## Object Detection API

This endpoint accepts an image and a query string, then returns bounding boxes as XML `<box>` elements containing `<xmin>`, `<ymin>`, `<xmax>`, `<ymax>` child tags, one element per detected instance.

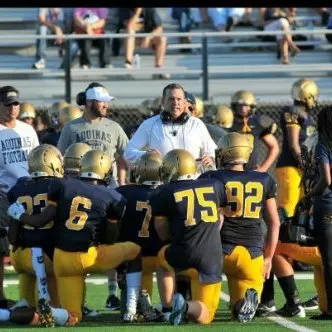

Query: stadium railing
<box><xmin>1</xmin><ymin>29</ymin><xmax>332</xmax><ymax>102</ymax></box>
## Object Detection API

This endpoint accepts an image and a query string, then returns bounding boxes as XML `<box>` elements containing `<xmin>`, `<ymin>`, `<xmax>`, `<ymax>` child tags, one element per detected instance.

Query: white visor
<box><xmin>86</xmin><ymin>87</ymin><xmax>114</xmax><ymax>102</ymax></box>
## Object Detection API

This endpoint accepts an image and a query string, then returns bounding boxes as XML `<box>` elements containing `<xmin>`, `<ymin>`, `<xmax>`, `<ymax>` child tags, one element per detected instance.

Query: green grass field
<box><xmin>1</xmin><ymin>271</ymin><xmax>330</xmax><ymax>331</ymax></box>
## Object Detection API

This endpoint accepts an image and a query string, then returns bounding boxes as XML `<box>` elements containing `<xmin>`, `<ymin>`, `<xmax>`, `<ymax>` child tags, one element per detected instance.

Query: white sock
<box><xmin>0</xmin><ymin>309</ymin><xmax>10</xmax><ymax>321</ymax></box>
<box><xmin>126</xmin><ymin>272</ymin><xmax>142</xmax><ymax>314</ymax></box>
<box><xmin>51</xmin><ymin>307</ymin><xmax>69</xmax><ymax>326</ymax></box>
<box><xmin>31</xmin><ymin>247</ymin><xmax>50</xmax><ymax>301</ymax></box>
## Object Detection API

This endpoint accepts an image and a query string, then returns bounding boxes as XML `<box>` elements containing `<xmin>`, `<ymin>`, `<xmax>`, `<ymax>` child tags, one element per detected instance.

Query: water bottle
<box><xmin>134</xmin><ymin>54</ymin><xmax>141</xmax><ymax>69</ymax></box>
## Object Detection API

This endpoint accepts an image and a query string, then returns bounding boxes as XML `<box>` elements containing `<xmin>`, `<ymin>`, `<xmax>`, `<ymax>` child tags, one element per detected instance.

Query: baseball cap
<box><xmin>86</xmin><ymin>86</ymin><xmax>115</xmax><ymax>102</ymax></box>
<box><xmin>185</xmin><ymin>91</ymin><xmax>196</xmax><ymax>106</ymax></box>
<box><xmin>0</xmin><ymin>86</ymin><xmax>20</xmax><ymax>105</ymax></box>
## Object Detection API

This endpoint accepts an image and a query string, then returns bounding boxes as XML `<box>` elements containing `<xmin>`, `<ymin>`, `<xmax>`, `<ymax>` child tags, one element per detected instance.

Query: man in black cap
<box><xmin>0</xmin><ymin>86</ymin><xmax>39</xmax><ymax>306</ymax></box>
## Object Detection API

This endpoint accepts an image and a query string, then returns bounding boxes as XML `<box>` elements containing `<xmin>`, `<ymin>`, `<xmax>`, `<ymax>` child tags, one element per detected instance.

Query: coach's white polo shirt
<box><xmin>124</xmin><ymin>114</ymin><xmax>217</xmax><ymax>165</ymax></box>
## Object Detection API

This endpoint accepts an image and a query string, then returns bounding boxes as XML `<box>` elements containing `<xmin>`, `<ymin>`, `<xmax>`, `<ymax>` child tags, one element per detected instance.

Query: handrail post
<box><xmin>64</xmin><ymin>39</ymin><xmax>72</xmax><ymax>103</ymax></box>
<box><xmin>202</xmin><ymin>36</ymin><xmax>208</xmax><ymax>101</ymax></box>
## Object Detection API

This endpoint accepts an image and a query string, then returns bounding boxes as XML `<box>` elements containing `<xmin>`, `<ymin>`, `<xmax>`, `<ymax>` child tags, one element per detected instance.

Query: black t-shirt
<box><xmin>116</xmin><ymin>183</ymin><xmax>163</xmax><ymax>256</ymax></box>
<box><xmin>48</xmin><ymin>178</ymin><xmax>126</xmax><ymax>252</ymax></box>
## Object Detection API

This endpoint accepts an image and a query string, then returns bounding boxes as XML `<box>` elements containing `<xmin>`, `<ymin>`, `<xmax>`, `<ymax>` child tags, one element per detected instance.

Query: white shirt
<box><xmin>0</xmin><ymin>120</ymin><xmax>39</xmax><ymax>193</ymax></box>
<box><xmin>124</xmin><ymin>114</ymin><xmax>217</xmax><ymax>165</ymax></box>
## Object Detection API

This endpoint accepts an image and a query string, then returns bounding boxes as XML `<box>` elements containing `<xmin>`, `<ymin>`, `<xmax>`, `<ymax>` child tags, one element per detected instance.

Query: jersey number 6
<box><xmin>65</xmin><ymin>196</ymin><xmax>92</xmax><ymax>231</ymax></box>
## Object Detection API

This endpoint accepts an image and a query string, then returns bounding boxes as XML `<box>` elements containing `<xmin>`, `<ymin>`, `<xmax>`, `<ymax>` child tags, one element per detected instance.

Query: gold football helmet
<box><xmin>64</xmin><ymin>143</ymin><xmax>92</xmax><ymax>175</ymax></box>
<box><xmin>19</xmin><ymin>103</ymin><xmax>36</xmax><ymax>120</ymax></box>
<box><xmin>194</xmin><ymin>97</ymin><xmax>204</xmax><ymax>118</ymax></box>
<box><xmin>215</xmin><ymin>104</ymin><xmax>234</xmax><ymax>128</ymax></box>
<box><xmin>135</xmin><ymin>151</ymin><xmax>163</xmax><ymax>185</ymax></box>
<box><xmin>49</xmin><ymin>100</ymin><xmax>69</xmax><ymax>117</ymax></box>
<box><xmin>80</xmin><ymin>150</ymin><xmax>113</xmax><ymax>182</ymax></box>
<box><xmin>161</xmin><ymin>149</ymin><xmax>197</xmax><ymax>184</ymax></box>
<box><xmin>215</xmin><ymin>132</ymin><xmax>253</xmax><ymax>168</ymax></box>
<box><xmin>58</xmin><ymin>105</ymin><xmax>83</xmax><ymax>127</ymax></box>
<box><xmin>231</xmin><ymin>90</ymin><xmax>256</xmax><ymax>113</ymax></box>
<box><xmin>291</xmin><ymin>79</ymin><xmax>319</xmax><ymax>109</ymax></box>
<box><xmin>29</xmin><ymin>144</ymin><xmax>64</xmax><ymax>178</ymax></box>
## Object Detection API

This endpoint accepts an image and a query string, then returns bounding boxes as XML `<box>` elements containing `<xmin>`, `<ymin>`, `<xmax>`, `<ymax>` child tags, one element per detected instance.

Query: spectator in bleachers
<box><xmin>170</xmin><ymin>8</ymin><xmax>194</xmax><ymax>52</ymax></box>
<box><xmin>119</xmin><ymin>8</ymin><xmax>168</xmax><ymax>78</ymax></box>
<box><xmin>264</xmin><ymin>8</ymin><xmax>301</xmax><ymax>64</ymax></box>
<box><xmin>207</xmin><ymin>8</ymin><xmax>246</xmax><ymax>33</ymax></box>
<box><xmin>73</xmin><ymin>8</ymin><xmax>111</xmax><ymax>69</ymax></box>
<box><xmin>32</xmin><ymin>8</ymin><xmax>65</xmax><ymax>69</ymax></box>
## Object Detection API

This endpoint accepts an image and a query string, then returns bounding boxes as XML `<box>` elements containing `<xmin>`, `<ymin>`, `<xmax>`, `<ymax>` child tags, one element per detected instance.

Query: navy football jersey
<box><xmin>150</xmin><ymin>178</ymin><xmax>224</xmax><ymax>282</ymax></box>
<box><xmin>7</xmin><ymin>177</ymin><xmax>56</xmax><ymax>255</ymax></box>
<box><xmin>277</xmin><ymin>106</ymin><xmax>317</xmax><ymax>168</ymax></box>
<box><xmin>200</xmin><ymin>169</ymin><xmax>277</xmax><ymax>255</ymax></box>
<box><xmin>48</xmin><ymin>178</ymin><xmax>126</xmax><ymax>252</ymax></box>
<box><xmin>230</xmin><ymin>114</ymin><xmax>277</xmax><ymax>170</ymax></box>
<box><xmin>116</xmin><ymin>184</ymin><xmax>163</xmax><ymax>256</ymax></box>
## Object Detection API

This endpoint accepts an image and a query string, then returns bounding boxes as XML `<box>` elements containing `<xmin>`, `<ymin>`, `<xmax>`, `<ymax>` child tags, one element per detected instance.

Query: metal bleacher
<box><xmin>0</xmin><ymin>8</ymin><xmax>330</xmax><ymax>105</ymax></box>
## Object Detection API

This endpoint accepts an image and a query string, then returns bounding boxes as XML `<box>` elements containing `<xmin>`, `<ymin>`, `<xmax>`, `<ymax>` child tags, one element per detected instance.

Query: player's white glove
<box><xmin>7</xmin><ymin>202</ymin><xmax>26</xmax><ymax>221</ymax></box>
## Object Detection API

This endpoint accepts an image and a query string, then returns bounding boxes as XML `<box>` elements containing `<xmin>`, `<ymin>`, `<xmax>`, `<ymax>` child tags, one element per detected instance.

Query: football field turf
<box><xmin>2</xmin><ymin>271</ymin><xmax>330</xmax><ymax>331</ymax></box>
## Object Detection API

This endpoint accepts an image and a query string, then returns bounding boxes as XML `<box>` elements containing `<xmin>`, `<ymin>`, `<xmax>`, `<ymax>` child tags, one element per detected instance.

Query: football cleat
<box><xmin>276</xmin><ymin>303</ymin><xmax>306</xmax><ymax>318</ymax></box>
<box><xmin>38</xmin><ymin>298</ymin><xmax>55</xmax><ymax>327</ymax></box>
<box><xmin>82</xmin><ymin>306</ymin><xmax>100</xmax><ymax>317</ymax></box>
<box><xmin>169</xmin><ymin>293</ymin><xmax>186</xmax><ymax>326</ymax></box>
<box><xmin>105</xmin><ymin>295</ymin><xmax>120</xmax><ymax>311</ymax></box>
<box><xmin>255</xmin><ymin>301</ymin><xmax>277</xmax><ymax>317</ymax></box>
<box><xmin>122</xmin><ymin>310</ymin><xmax>136</xmax><ymax>323</ymax></box>
<box><xmin>310</xmin><ymin>313</ymin><xmax>332</xmax><ymax>320</ymax></box>
<box><xmin>302</xmin><ymin>295</ymin><xmax>319</xmax><ymax>311</ymax></box>
<box><xmin>137</xmin><ymin>290</ymin><xmax>161</xmax><ymax>322</ymax></box>
<box><xmin>235</xmin><ymin>288</ymin><xmax>259</xmax><ymax>323</ymax></box>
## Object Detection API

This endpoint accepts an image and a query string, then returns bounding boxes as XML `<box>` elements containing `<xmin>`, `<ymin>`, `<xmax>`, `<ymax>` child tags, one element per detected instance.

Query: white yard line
<box><xmin>3</xmin><ymin>272</ymin><xmax>315</xmax><ymax>287</ymax></box>
<box><xmin>220</xmin><ymin>292</ymin><xmax>317</xmax><ymax>332</ymax></box>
